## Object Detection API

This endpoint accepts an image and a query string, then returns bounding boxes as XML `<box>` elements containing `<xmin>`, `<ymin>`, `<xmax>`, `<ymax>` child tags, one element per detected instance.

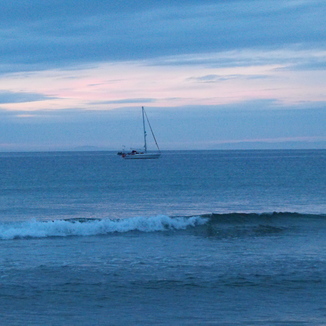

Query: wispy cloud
<box><xmin>0</xmin><ymin>91</ymin><xmax>56</xmax><ymax>104</ymax></box>
<box><xmin>189</xmin><ymin>74</ymin><xmax>270</xmax><ymax>83</ymax></box>
<box><xmin>95</xmin><ymin>98</ymin><xmax>156</xmax><ymax>105</ymax></box>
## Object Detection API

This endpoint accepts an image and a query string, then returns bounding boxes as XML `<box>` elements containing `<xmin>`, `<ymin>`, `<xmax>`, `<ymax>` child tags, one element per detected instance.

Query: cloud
<box><xmin>188</xmin><ymin>74</ymin><xmax>269</xmax><ymax>83</ymax></box>
<box><xmin>278</xmin><ymin>60</ymin><xmax>326</xmax><ymax>71</ymax></box>
<box><xmin>148</xmin><ymin>48</ymin><xmax>326</xmax><ymax>70</ymax></box>
<box><xmin>0</xmin><ymin>91</ymin><xmax>56</xmax><ymax>104</ymax></box>
<box><xmin>0</xmin><ymin>0</ymin><xmax>325</xmax><ymax>73</ymax></box>
<box><xmin>95</xmin><ymin>98</ymin><xmax>156</xmax><ymax>105</ymax></box>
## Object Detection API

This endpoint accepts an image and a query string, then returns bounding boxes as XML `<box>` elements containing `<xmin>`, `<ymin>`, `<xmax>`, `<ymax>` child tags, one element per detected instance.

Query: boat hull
<box><xmin>123</xmin><ymin>153</ymin><xmax>161</xmax><ymax>159</ymax></box>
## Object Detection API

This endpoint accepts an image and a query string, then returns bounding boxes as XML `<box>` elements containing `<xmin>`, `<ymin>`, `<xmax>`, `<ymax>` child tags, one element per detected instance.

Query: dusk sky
<box><xmin>0</xmin><ymin>0</ymin><xmax>325</xmax><ymax>151</ymax></box>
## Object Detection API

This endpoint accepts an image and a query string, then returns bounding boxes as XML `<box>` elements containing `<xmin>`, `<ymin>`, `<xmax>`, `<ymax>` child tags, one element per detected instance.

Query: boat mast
<box><xmin>142</xmin><ymin>106</ymin><xmax>147</xmax><ymax>152</ymax></box>
<box><xmin>144</xmin><ymin>108</ymin><xmax>160</xmax><ymax>153</ymax></box>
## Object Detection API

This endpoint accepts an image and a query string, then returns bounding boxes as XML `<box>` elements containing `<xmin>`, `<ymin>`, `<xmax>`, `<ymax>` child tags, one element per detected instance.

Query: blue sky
<box><xmin>0</xmin><ymin>0</ymin><xmax>325</xmax><ymax>151</ymax></box>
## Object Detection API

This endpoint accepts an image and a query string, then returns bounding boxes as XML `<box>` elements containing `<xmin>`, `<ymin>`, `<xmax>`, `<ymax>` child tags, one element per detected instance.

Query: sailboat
<box><xmin>118</xmin><ymin>107</ymin><xmax>161</xmax><ymax>159</ymax></box>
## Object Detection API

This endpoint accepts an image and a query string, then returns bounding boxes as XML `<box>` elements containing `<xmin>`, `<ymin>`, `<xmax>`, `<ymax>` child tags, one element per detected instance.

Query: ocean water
<box><xmin>0</xmin><ymin>150</ymin><xmax>325</xmax><ymax>325</ymax></box>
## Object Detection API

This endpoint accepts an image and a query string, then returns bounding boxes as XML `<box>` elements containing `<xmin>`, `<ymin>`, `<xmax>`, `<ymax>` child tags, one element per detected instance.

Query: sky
<box><xmin>0</xmin><ymin>0</ymin><xmax>325</xmax><ymax>151</ymax></box>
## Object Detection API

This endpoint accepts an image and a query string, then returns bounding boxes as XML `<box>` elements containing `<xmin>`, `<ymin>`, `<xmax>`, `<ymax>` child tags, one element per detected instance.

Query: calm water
<box><xmin>0</xmin><ymin>150</ymin><xmax>325</xmax><ymax>325</ymax></box>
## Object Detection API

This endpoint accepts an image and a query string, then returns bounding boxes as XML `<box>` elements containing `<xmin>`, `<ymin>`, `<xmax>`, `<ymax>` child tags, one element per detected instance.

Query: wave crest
<box><xmin>0</xmin><ymin>215</ymin><xmax>208</xmax><ymax>240</ymax></box>
<box><xmin>1</xmin><ymin>212</ymin><xmax>325</xmax><ymax>240</ymax></box>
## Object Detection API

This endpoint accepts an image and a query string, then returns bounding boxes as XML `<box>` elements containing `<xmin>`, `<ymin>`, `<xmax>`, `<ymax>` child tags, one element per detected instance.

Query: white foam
<box><xmin>0</xmin><ymin>215</ymin><xmax>208</xmax><ymax>240</ymax></box>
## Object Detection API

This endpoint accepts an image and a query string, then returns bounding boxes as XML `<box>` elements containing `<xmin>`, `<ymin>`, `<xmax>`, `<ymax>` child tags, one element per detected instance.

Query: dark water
<box><xmin>0</xmin><ymin>150</ymin><xmax>325</xmax><ymax>325</ymax></box>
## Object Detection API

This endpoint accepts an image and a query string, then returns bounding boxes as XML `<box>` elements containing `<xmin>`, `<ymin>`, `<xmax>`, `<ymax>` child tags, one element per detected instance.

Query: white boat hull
<box><xmin>123</xmin><ymin>153</ymin><xmax>161</xmax><ymax>159</ymax></box>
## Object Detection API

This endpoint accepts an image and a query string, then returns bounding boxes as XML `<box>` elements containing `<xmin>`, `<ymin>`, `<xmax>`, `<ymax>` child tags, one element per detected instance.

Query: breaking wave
<box><xmin>0</xmin><ymin>215</ymin><xmax>208</xmax><ymax>240</ymax></box>
<box><xmin>0</xmin><ymin>212</ymin><xmax>324</xmax><ymax>240</ymax></box>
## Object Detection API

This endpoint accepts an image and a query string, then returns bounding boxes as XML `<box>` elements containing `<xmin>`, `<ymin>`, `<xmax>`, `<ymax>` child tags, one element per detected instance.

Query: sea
<box><xmin>0</xmin><ymin>149</ymin><xmax>325</xmax><ymax>325</ymax></box>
